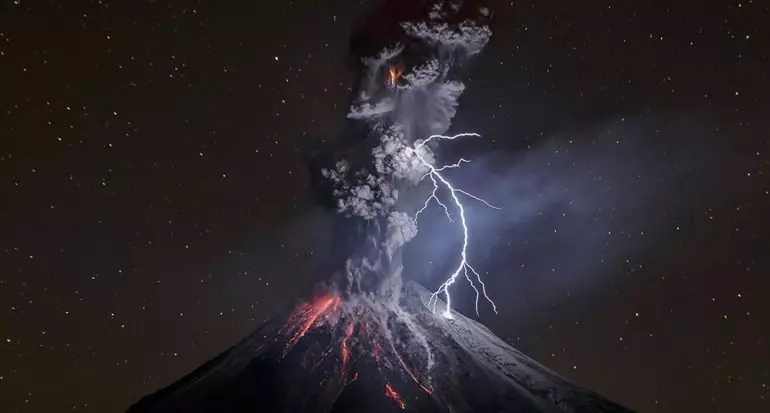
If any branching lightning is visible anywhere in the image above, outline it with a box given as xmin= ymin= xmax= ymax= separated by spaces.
xmin=410 ymin=133 xmax=500 ymax=318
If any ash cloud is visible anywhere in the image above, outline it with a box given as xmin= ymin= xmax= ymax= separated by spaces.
xmin=348 ymin=3 xmax=491 ymax=138
xmin=315 ymin=0 xmax=493 ymax=299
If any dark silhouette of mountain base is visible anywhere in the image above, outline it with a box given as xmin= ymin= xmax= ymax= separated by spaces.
xmin=128 ymin=281 xmax=634 ymax=413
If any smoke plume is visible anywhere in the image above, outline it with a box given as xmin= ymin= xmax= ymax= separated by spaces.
xmin=318 ymin=0 xmax=492 ymax=303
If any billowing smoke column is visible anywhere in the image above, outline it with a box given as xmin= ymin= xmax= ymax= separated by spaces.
xmin=277 ymin=2 xmax=498 ymax=409
xmin=321 ymin=0 xmax=496 ymax=316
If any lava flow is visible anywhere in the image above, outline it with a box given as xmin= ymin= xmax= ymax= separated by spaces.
xmin=385 ymin=383 xmax=407 ymax=409
xmin=278 ymin=293 xmax=434 ymax=408
xmin=339 ymin=321 xmax=357 ymax=383
xmin=284 ymin=294 xmax=341 ymax=351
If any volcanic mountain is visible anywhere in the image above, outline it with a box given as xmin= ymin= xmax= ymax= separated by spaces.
xmin=127 ymin=281 xmax=634 ymax=413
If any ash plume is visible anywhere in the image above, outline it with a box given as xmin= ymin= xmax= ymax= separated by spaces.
xmin=320 ymin=0 xmax=493 ymax=303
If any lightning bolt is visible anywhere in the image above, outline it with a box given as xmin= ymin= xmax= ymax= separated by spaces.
xmin=410 ymin=133 xmax=500 ymax=318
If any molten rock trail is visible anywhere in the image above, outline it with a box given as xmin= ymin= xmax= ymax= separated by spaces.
xmin=128 ymin=282 xmax=634 ymax=413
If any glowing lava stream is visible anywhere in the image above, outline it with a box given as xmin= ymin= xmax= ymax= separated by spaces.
xmin=410 ymin=133 xmax=500 ymax=318
xmin=339 ymin=321 xmax=356 ymax=382
xmin=384 ymin=383 xmax=407 ymax=409
xmin=280 ymin=296 xmax=434 ymax=400
xmin=285 ymin=295 xmax=340 ymax=350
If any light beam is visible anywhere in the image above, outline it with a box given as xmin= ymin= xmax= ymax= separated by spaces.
xmin=409 ymin=133 xmax=500 ymax=318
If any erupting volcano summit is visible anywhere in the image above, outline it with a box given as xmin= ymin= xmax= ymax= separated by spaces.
xmin=130 ymin=1 xmax=634 ymax=412
xmin=128 ymin=282 xmax=633 ymax=413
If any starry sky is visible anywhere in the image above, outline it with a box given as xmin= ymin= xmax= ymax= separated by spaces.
xmin=1 ymin=1 xmax=768 ymax=412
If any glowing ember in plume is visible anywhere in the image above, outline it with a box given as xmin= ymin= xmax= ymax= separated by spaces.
xmin=387 ymin=66 xmax=403 ymax=87
xmin=410 ymin=133 xmax=501 ymax=318
xmin=384 ymin=384 xmax=406 ymax=409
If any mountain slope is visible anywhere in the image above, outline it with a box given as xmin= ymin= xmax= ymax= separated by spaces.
xmin=128 ymin=281 xmax=634 ymax=413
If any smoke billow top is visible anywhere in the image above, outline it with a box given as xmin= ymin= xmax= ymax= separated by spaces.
xmin=320 ymin=0 xmax=492 ymax=304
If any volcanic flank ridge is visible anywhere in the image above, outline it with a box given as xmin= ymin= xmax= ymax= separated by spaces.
xmin=127 ymin=281 xmax=634 ymax=413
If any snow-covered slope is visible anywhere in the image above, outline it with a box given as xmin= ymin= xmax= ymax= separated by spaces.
xmin=127 ymin=282 xmax=633 ymax=413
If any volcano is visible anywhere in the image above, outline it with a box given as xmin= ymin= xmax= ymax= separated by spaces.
xmin=127 ymin=281 xmax=633 ymax=413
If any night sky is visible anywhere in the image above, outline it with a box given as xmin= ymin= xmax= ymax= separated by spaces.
xmin=1 ymin=1 xmax=769 ymax=412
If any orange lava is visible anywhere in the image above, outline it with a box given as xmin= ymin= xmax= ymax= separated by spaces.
xmin=341 ymin=322 xmax=355 ymax=366
xmin=339 ymin=321 xmax=358 ymax=384
xmin=388 ymin=66 xmax=403 ymax=87
xmin=286 ymin=294 xmax=340 ymax=348
xmin=281 ymin=295 xmax=432 ymax=405
xmin=385 ymin=383 xmax=406 ymax=409
xmin=394 ymin=350 xmax=432 ymax=395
